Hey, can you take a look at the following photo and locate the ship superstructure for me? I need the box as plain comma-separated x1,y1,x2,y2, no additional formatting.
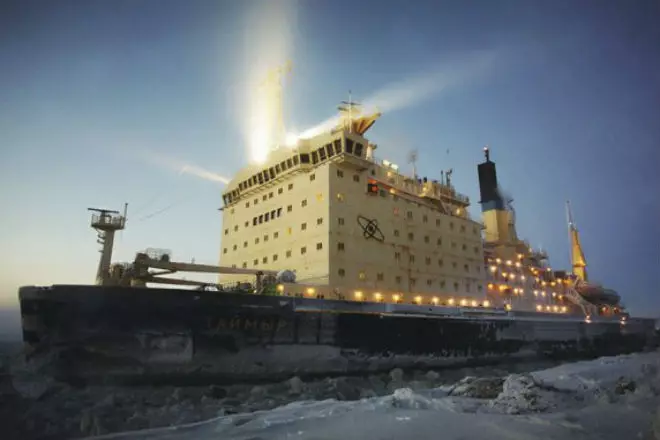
219,105,487,307
218,101,624,319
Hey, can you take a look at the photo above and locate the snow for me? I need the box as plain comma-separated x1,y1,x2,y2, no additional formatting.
83,351,660,440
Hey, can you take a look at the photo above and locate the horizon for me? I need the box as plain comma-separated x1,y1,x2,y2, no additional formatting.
1,0,659,321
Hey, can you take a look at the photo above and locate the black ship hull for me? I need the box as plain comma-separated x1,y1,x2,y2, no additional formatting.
19,285,656,384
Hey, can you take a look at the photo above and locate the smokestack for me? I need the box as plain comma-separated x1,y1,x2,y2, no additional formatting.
477,147,504,212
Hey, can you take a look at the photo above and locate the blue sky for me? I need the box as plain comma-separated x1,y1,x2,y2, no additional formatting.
1,0,659,317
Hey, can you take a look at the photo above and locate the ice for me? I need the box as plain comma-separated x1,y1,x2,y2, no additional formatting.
82,351,660,440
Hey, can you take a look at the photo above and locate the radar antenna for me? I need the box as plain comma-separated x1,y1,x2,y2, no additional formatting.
338,90,362,133
445,168,453,186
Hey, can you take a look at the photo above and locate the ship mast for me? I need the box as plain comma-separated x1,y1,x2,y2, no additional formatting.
338,91,361,133
566,200,573,275
566,200,588,282
89,204,127,286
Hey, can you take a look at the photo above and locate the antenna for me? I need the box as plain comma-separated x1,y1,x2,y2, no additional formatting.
566,200,574,271
408,149,418,179
338,91,361,133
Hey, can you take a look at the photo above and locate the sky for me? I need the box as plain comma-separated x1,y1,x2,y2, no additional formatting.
0,0,659,319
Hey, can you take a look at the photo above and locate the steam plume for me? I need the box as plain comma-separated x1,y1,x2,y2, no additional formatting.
300,50,497,139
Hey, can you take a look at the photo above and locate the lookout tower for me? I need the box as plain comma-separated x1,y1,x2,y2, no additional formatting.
89,204,127,285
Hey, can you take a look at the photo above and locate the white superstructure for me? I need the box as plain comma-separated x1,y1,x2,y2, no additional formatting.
219,112,488,306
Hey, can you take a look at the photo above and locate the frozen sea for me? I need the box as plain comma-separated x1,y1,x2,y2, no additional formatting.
3,347,660,440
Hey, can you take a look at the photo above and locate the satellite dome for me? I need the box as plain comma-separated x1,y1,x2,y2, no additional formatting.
277,270,296,283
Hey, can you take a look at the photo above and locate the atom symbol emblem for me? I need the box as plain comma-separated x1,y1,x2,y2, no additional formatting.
357,215,385,242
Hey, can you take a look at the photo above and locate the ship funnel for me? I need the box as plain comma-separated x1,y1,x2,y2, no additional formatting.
477,146,503,211
477,148,515,244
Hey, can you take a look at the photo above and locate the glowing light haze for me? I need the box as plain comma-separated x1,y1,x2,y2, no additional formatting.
299,50,498,140
241,1,297,164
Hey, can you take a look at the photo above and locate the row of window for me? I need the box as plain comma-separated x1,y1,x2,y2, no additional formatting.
244,183,295,209
251,207,283,226
224,156,301,206
336,268,483,292
225,221,479,262
389,231,480,252
237,242,325,266
227,182,477,237
390,251,482,272
225,201,315,235
224,136,367,207
224,217,326,251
